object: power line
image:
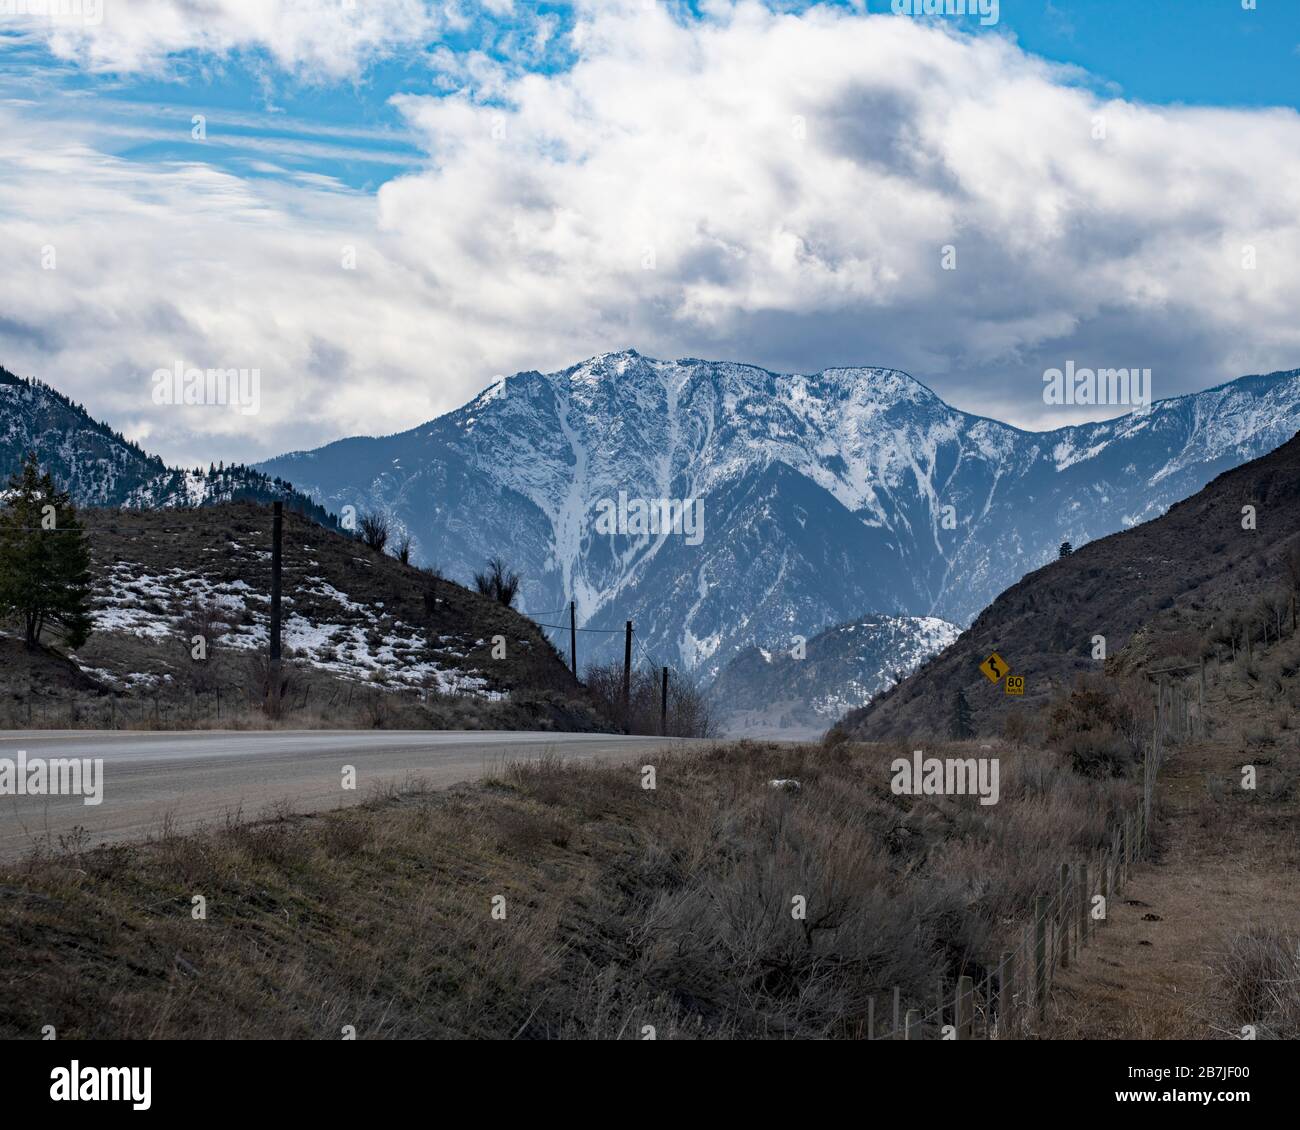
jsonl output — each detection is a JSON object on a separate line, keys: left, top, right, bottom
{"left": 533, "top": 621, "right": 625, "bottom": 634}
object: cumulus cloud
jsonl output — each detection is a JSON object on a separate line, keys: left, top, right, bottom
{"left": 2, "top": 1, "right": 1299, "bottom": 467}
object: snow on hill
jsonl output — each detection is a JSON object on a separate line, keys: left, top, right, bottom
{"left": 58, "top": 503, "right": 577, "bottom": 707}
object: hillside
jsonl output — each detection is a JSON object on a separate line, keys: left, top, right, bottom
{"left": 0, "top": 502, "right": 602, "bottom": 732}
{"left": 0, "top": 366, "right": 336, "bottom": 527}
{"left": 710, "top": 613, "right": 957, "bottom": 736}
{"left": 843, "top": 430, "right": 1300, "bottom": 739}
{"left": 257, "top": 351, "right": 1300, "bottom": 680}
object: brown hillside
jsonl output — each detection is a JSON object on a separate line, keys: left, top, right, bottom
{"left": 844, "top": 430, "right": 1300, "bottom": 739}
{"left": 0, "top": 502, "right": 604, "bottom": 731}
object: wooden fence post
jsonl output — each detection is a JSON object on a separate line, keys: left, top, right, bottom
{"left": 1077, "top": 861, "right": 1089, "bottom": 949}
{"left": 893, "top": 986, "right": 901, "bottom": 1041}
{"left": 1100, "top": 847, "right": 1111, "bottom": 926}
{"left": 1034, "top": 895, "right": 1048, "bottom": 1023}
{"left": 905, "top": 1009, "right": 921, "bottom": 1041}
{"left": 956, "top": 975, "right": 973, "bottom": 1039}
{"left": 1023, "top": 925, "right": 1033, "bottom": 1010}
{"left": 1199, "top": 657, "right": 1206, "bottom": 737}
{"left": 999, "top": 950, "right": 1016, "bottom": 1039}
{"left": 867, "top": 996, "right": 875, "bottom": 1041}
{"left": 1058, "top": 862, "right": 1070, "bottom": 969}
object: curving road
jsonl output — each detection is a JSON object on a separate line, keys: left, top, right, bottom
{"left": 0, "top": 729, "right": 704, "bottom": 859}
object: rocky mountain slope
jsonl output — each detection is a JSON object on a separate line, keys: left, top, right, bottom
{"left": 843, "top": 429, "right": 1300, "bottom": 739}
{"left": 709, "top": 613, "right": 958, "bottom": 735}
{"left": 0, "top": 366, "right": 336, "bottom": 526}
{"left": 257, "top": 350, "right": 1300, "bottom": 680}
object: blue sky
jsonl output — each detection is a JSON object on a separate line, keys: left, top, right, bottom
{"left": 1, "top": 1, "right": 1299, "bottom": 467}
{"left": 973, "top": 0, "right": 1299, "bottom": 111}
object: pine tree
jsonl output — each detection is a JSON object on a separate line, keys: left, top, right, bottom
{"left": 949, "top": 687, "right": 975, "bottom": 740}
{"left": 1059, "top": 540, "right": 1073, "bottom": 558}
{"left": 0, "top": 453, "right": 93, "bottom": 650}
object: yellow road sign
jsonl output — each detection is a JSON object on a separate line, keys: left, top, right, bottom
{"left": 979, "top": 652, "right": 1008, "bottom": 683}
{"left": 1005, "top": 675, "right": 1025, "bottom": 696}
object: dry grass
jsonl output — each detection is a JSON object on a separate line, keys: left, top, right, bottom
{"left": 1213, "top": 924, "right": 1300, "bottom": 1041}
{"left": 0, "top": 737, "right": 1133, "bottom": 1040}
{"left": 1041, "top": 634, "right": 1300, "bottom": 1040}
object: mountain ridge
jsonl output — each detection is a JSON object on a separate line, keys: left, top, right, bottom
{"left": 0, "top": 365, "right": 339, "bottom": 527}
{"left": 255, "top": 351, "right": 1300, "bottom": 679}
{"left": 8, "top": 353, "right": 1300, "bottom": 690}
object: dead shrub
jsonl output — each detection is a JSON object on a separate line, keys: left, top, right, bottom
{"left": 1214, "top": 924, "right": 1300, "bottom": 1040}
{"left": 1045, "top": 675, "right": 1145, "bottom": 778}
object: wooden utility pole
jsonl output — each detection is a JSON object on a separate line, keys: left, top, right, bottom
{"left": 569, "top": 600, "right": 578, "bottom": 680}
{"left": 268, "top": 501, "right": 283, "bottom": 715}
{"left": 622, "top": 621, "right": 633, "bottom": 725}
{"left": 660, "top": 666, "right": 668, "bottom": 736}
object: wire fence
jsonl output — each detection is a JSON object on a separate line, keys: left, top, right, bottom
{"left": 864, "top": 674, "right": 1187, "bottom": 1040}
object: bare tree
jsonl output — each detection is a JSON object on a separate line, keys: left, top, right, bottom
{"left": 582, "top": 661, "right": 718, "bottom": 737}
{"left": 358, "top": 512, "right": 390, "bottom": 553}
{"left": 473, "top": 556, "right": 522, "bottom": 608}
{"left": 178, "top": 599, "right": 228, "bottom": 693}
{"left": 395, "top": 532, "right": 413, "bottom": 566}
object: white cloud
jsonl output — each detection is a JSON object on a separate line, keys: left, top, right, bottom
{"left": 2, "top": 1, "right": 1300, "bottom": 469}
{"left": 28, "top": 0, "right": 447, "bottom": 79}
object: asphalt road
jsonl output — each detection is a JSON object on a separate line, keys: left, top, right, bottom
{"left": 0, "top": 729, "right": 703, "bottom": 858}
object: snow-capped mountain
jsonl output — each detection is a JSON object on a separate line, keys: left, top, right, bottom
{"left": 0, "top": 366, "right": 337, "bottom": 526}
{"left": 709, "top": 614, "right": 960, "bottom": 736}
{"left": 256, "top": 350, "right": 1300, "bottom": 680}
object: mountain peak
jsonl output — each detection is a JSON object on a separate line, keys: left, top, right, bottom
{"left": 252, "top": 355, "right": 1300, "bottom": 681}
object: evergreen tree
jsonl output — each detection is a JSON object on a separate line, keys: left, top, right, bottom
{"left": 949, "top": 687, "right": 975, "bottom": 739}
{"left": 1059, "top": 540, "right": 1073, "bottom": 558}
{"left": 0, "top": 453, "right": 93, "bottom": 650}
